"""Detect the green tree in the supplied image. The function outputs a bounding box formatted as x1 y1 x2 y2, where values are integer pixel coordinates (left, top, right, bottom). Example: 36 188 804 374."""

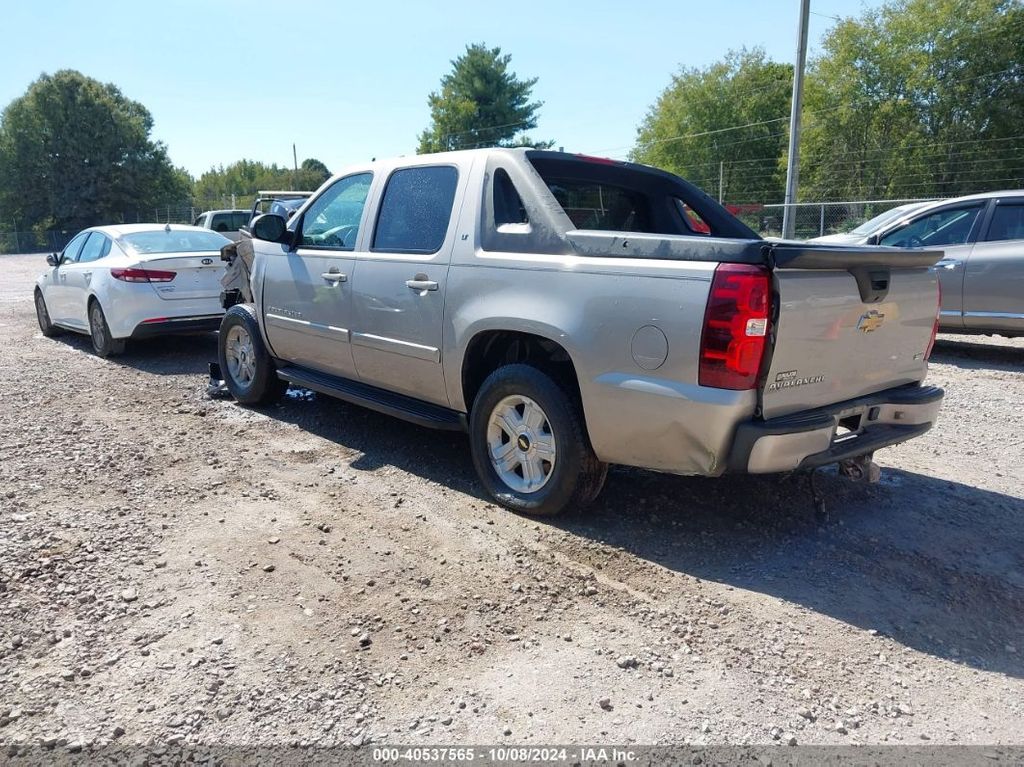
300 158 331 186
801 0 1024 200
417 44 551 153
632 48 792 203
0 70 190 231
193 158 331 210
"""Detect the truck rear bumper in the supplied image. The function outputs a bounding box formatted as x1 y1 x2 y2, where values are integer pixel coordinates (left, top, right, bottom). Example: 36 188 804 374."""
729 384 944 474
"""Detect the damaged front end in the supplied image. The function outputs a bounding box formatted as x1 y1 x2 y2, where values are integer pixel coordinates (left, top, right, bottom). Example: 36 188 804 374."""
218 235 257 309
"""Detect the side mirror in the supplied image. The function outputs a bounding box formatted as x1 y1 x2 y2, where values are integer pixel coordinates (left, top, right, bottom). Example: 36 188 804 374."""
46 253 59 267
866 234 880 246
251 213 289 244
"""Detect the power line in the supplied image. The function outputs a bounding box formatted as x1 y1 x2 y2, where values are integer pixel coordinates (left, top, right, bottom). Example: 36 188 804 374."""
436 120 535 144
601 62 1022 160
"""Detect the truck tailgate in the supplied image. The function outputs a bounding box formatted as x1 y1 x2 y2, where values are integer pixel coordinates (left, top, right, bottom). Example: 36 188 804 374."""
761 243 942 419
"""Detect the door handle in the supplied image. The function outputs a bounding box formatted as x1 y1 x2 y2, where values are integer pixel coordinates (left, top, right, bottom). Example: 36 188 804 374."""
406 276 439 291
321 271 347 282
936 260 960 270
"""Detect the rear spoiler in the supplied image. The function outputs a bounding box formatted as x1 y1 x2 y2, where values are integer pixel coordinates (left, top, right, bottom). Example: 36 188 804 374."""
765 241 943 304
765 241 943 270
565 231 944 272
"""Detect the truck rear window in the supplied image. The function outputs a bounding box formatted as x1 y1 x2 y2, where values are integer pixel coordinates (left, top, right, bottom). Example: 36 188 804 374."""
526 152 756 240
544 179 648 231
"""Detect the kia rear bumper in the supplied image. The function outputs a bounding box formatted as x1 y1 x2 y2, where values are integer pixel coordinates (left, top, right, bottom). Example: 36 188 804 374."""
130 314 223 340
729 384 944 473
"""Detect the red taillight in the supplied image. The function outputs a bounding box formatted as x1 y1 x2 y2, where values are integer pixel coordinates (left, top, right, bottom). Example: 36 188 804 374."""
699 264 772 390
110 267 176 283
574 153 618 164
925 279 941 360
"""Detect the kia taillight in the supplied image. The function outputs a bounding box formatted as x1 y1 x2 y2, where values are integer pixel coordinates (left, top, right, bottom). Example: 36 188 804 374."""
699 264 772 390
925 279 941 360
110 267 176 283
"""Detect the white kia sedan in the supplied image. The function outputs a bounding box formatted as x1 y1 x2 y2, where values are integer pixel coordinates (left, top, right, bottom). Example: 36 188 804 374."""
34 224 231 356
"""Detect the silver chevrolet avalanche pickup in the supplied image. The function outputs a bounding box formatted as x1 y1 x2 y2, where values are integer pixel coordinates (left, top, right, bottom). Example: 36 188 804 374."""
217 149 944 516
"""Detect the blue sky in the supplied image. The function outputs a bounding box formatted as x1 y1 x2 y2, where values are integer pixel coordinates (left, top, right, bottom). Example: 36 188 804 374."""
0 0 879 177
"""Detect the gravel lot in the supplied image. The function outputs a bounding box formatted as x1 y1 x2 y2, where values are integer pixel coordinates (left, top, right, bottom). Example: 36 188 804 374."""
1 252 1023 753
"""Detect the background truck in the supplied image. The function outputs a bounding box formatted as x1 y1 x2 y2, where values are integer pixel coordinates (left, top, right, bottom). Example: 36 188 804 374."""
215 148 944 516
193 209 250 241
245 191 314 230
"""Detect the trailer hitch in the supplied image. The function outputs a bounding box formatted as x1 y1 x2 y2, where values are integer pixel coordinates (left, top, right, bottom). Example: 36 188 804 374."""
838 453 881 483
808 454 880 523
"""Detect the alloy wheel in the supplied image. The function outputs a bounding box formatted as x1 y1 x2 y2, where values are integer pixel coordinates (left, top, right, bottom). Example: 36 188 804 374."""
225 325 257 387
486 394 557 494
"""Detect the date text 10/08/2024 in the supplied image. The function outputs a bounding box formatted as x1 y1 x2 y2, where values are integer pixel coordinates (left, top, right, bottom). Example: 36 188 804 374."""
372 747 637 763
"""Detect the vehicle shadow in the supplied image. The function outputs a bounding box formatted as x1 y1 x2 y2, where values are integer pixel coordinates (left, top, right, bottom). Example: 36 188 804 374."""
555 465 1024 679
50 331 217 376
256 388 1024 679
932 337 1023 371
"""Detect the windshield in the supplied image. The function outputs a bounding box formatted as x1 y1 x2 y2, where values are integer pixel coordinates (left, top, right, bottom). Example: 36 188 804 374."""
120 229 230 254
850 204 923 235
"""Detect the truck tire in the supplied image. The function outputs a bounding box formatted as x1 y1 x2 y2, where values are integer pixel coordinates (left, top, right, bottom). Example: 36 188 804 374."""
469 364 607 516
218 304 287 405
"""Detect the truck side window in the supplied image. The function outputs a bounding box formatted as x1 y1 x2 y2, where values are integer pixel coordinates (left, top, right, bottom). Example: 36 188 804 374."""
494 168 528 227
301 173 373 250
372 166 458 253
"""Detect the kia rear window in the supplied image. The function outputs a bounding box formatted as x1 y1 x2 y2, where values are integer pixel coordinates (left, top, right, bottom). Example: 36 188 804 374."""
120 230 231 254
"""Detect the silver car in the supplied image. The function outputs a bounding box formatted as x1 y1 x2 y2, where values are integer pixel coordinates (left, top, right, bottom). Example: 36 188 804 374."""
862 191 1024 338
809 201 931 246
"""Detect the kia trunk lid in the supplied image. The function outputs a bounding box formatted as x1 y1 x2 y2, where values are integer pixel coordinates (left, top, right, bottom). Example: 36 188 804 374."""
138 252 225 301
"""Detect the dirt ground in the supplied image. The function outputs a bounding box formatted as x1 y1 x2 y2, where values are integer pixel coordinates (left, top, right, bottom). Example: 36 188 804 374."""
1 252 1023 753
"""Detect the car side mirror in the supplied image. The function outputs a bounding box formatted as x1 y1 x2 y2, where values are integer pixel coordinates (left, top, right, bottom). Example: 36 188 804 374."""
866 234 880 246
251 213 290 244
46 253 59 267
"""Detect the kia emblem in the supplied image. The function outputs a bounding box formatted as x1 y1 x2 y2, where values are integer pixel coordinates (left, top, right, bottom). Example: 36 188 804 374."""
201 258 214 265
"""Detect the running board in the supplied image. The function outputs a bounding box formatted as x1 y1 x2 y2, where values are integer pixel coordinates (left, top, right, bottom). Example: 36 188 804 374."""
275 365 466 432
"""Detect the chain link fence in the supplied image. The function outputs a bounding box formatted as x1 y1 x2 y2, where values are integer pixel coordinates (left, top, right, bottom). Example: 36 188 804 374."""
733 198 941 239
2 197 945 254
0 203 218 254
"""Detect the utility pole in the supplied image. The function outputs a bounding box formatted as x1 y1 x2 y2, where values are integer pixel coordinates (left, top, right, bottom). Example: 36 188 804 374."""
293 143 299 189
719 161 725 204
782 0 811 239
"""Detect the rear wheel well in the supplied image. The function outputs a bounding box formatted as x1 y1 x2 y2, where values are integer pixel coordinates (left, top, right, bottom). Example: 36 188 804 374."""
461 331 583 413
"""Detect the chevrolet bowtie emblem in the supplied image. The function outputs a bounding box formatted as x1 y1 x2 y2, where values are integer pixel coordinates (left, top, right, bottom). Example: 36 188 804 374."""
857 309 886 333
